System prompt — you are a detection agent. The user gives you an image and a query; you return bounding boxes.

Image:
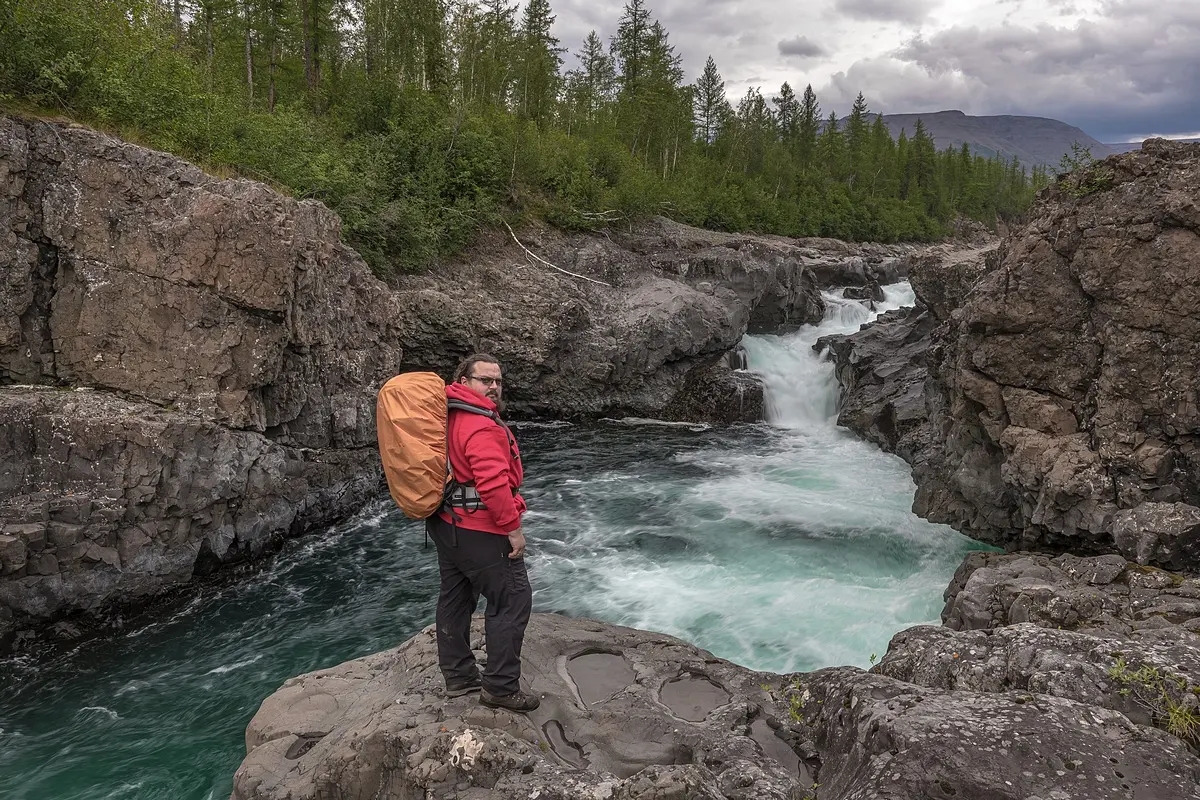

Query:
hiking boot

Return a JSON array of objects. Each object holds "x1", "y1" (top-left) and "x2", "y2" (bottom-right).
[
  {"x1": 479, "y1": 689, "x2": 541, "y2": 712},
  {"x1": 444, "y1": 678, "x2": 482, "y2": 698}
]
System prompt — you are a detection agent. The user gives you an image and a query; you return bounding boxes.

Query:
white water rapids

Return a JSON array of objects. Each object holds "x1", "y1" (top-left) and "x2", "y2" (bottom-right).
[{"x1": 526, "y1": 282, "x2": 984, "y2": 672}]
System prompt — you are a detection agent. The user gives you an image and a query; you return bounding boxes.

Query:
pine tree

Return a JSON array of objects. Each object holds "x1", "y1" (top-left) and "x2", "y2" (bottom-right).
[
  {"x1": 797, "y1": 83, "x2": 820, "y2": 174},
  {"x1": 612, "y1": 0, "x2": 651, "y2": 95},
  {"x1": 563, "y1": 30, "x2": 616, "y2": 131},
  {"x1": 845, "y1": 92, "x2": 869, "y2": 190},
  {"x1": 773, "y1": 82, "x2": 798, "y2": 149},
  {"x1": 693, "y1": 55, "x2": 725, "y2": 146},
  {"x1": 819, "y1": 110, "x2": 844, "y2": 182},
  {"x1": 640, "y1": 20, "x2": 686, "y2": 174},
  {"x1": 514, "y1": 0, "x2": 562, "y2": 122},
  {"x1": 478, "y1": 0, "x2": 518, "y2": 107}
]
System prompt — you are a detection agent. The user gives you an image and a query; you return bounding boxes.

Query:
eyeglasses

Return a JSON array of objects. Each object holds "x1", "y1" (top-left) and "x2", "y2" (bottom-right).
[{"x1": 468, "y1": 375, "x2": 503, "y2": 387}]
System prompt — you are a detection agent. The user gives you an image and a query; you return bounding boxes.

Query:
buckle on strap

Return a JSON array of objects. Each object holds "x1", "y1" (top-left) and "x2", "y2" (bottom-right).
[{"x1": 444, "y1": 483, "x2": 486, "y2": 511}]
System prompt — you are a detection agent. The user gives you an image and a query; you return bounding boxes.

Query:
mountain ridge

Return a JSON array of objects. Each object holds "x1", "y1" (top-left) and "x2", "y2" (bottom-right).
[{"x1": 848, "y1": 109, "x2": 1112, "y2": 169}]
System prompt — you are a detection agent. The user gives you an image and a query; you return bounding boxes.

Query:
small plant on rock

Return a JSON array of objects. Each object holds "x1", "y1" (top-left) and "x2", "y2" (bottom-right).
[{"x1": 1108, "y1": 657, "x2": 1200, "y2": 749}]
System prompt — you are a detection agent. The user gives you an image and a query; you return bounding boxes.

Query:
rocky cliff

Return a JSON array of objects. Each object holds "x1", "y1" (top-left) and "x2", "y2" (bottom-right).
[
  {"x1": 824, "y1": 140, "x2": 1200, "y2": 572},
  {"x1": 231, "y1": 559, "x2": 1200, "y2": 800},
  {"x1": 0, "y1": 116, "x2": 917, "y2": 646},
  {"x1": 0, "y1": 116, "x2": 404, "y2": 647}
]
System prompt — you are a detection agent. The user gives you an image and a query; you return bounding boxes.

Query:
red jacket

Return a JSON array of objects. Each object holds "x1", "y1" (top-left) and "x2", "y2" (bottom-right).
[{"x1": 437, "y1": 382, "x2": 526, "y2": 534}]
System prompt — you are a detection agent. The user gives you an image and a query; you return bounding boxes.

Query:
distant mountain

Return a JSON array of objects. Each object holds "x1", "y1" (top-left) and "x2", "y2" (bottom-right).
[
  {"x1": 1105, "y1": 137, "x2": 1200, "y2": 154},
  {"x1": 854, "y1": 110, "x2": 1113, "y2": 170}
]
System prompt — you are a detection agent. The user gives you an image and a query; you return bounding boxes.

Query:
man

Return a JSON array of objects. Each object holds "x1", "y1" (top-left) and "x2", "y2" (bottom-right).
[{"x1": 428, "y1": 353, "x2": 539, "y2": 712}]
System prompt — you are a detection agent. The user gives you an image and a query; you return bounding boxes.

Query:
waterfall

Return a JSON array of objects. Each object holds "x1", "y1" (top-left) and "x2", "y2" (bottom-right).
[{"x1": 741, "y1": 283, "x2": 916, "y2": 429}]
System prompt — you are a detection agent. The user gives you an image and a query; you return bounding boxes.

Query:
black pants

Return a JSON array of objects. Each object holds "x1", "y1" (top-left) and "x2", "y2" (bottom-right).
[{"x1": 427, "y1": 515, "x2": 532, "y2": 696}]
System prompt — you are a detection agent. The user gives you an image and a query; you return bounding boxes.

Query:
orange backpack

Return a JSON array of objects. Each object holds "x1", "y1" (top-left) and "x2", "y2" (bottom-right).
[{"x1": 375, "y1": 372, "x2": 496, "y2": 519}]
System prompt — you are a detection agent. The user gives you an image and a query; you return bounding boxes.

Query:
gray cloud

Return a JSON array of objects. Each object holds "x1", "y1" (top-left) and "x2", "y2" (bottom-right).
[
  {"x1": 778, "y1": 36, "x2": 827, "y2": 58},
  {"x1": 833, "y1": 0, "x2": 937, "y2": 24},
  {"x1": 820, "y1": 0, "x2": 1200, "y2": 140},
  {"x1": 551, "y1": 0, "x2": 1200, "y2": 141}
]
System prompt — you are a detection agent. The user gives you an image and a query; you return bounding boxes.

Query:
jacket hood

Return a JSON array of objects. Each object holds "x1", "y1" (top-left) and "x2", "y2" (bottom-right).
[{"x1": 445, "y1": 380, "x2": 499, "y2": 412}]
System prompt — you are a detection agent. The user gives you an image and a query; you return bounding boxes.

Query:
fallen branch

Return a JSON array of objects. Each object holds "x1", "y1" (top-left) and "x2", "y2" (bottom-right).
[
  {"x1": 575, "y1": 208, "x2": 626, "y2": 222},
  {"x1": 502, "y1": 220, "x2": 611, "y2": 287}
]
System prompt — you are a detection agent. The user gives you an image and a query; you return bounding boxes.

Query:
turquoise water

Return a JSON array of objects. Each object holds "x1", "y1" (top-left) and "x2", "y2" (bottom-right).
[{"x1": 0, "y1": 284, "x2": 987, "y2": 800}]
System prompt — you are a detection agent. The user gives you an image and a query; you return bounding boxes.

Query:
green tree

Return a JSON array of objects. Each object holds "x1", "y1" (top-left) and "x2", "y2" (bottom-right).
[
  {"x1": 797, "y1": 83, "x2": 820, "y2": 174},
  {"x1": 563, "y1": 30, "x2": 615, "y2": 133},
  {"x1": 513, "y1": 0, "x2": 561, "y2": 123},
  {"x1": 693, "y1": 55, "x2": 725, "y2": 146}
]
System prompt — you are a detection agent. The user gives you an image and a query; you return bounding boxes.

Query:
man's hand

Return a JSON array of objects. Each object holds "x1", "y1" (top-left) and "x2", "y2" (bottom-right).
[{"x1": 508, "y1": 527, "x2": 527, "y2": 559}]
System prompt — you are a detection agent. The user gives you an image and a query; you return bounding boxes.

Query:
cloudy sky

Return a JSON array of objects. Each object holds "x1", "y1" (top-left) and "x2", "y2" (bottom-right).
[{"x1": 550, "y1": 0, "x2": 1200, "y2": 142}]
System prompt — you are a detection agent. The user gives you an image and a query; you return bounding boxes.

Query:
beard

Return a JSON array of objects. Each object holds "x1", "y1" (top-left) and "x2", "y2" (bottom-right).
[{"x1": 489, "y1": 393, "x2": 505, "y2": 416}]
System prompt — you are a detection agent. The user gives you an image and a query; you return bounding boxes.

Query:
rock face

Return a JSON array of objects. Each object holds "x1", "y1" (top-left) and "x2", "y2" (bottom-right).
[
  {"x1": 0, "y1": 116, "x2": 403, "y2": 645},
  {"x1": 815, "y1": 307, "x2": 936, "y2": 464},
  {"x1": 389, "y1": 220, "x2": 917, "y2": 423},
  {"x1": 913, "y1": 140, "x2": 1200, "y2": 564},
  {"x1": 815, "y1": 243, "x2": 994, "y2": 466},
  {"x1": 233, "y1": 605, "x2": 1200, "y2": 800},
  {"x1": 826, "y1": 141, "x2": 1200, "y2": 570},
  {"x1": 0, "y1": 388, "x2": 380, "y2": 628}
]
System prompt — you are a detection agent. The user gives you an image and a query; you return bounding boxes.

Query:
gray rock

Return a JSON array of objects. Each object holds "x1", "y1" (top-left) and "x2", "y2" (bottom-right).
[
  {"x1": 880, "y1": 550, "x2": 1200, "y2": 756},
  {"x1": 841, "y1": 283, "x2": 885, "y2": 304},
  {"x1": 0, "y1": 115, "x2": 402, "y2": 646},
  {"x1": 794, "y1": 666, "x2": 1200, "y2": 800},
  {"x1": 815, "y1": 306, "x2": 936, "y2": 463},
  {"x1": 911, "y1": 141, "x2": 1200, "y2": 564},
  {"x1": 1112, "y1": 502, "x2": 1200, "y2": 570},
  {"x1": 0, "y1": 388, "x2": 380, "y2": 642},
  {"x1": 823, "y1": 142, "x2": 1200, "y2": 570},
  {"x1": 231, "y1": 613, "x2": 810, "y2": 800},
  {"x1": 232, "y1": 612, "x2": 1200, "y2": 800}
]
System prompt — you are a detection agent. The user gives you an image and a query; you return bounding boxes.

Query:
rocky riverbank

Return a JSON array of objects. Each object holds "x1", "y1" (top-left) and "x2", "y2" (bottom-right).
[
  {"x1": 821, "y1": 139, "x2": 1200, "y2": 573},
  {"x1": 0, "y1": 114, "x2": 920, "y2": 648},
  {"x1": 231, "y1": 551, "x2": 1200, "y2": 800}
]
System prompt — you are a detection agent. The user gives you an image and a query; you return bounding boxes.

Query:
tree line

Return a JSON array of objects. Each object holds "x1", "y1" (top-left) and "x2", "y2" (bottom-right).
[{"x1": 0, "y1": 0, "x2": 1049, "y2": 274}]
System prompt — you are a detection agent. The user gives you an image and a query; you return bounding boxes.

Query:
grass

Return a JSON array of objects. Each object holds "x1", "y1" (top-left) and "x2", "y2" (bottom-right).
[{"x1": 1108, "y1": 657, "x2": 1200, "y2": 748}]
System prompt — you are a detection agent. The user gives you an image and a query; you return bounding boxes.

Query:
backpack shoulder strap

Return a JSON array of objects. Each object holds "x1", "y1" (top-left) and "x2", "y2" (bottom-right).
[{"x1": 447, "y1": 399, "x2": 497, "y2": 420}]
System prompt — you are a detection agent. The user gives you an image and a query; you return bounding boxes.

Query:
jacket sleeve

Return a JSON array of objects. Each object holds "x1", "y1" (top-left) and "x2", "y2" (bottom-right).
[{"x1": 462, "y1": 425, "x2": 522, "y2": 533}]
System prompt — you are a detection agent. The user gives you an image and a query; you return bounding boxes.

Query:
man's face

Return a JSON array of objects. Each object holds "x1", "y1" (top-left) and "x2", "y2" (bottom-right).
[{"x1": 462, "y1": 362, "x2": 503, "y2": 407}]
